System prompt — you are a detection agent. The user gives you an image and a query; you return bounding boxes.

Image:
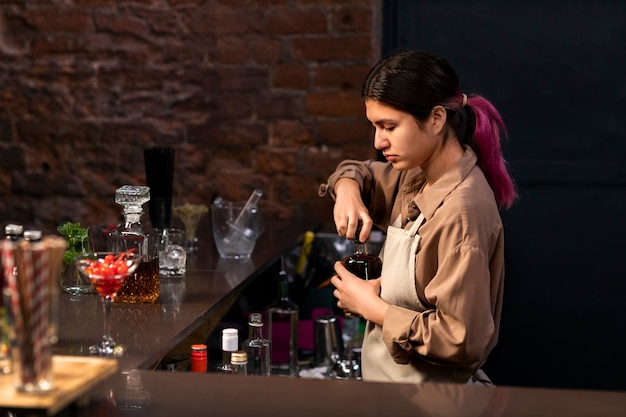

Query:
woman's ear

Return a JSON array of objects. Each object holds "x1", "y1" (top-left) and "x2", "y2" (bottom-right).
[{"x1": 430, "y1": 105, "x2": 448, "y2": 134}]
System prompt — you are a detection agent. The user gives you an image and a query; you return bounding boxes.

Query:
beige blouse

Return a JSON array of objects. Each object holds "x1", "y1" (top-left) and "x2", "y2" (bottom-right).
[{"x1": 319, "y1": 147, "x2": 505, "y2": 371}]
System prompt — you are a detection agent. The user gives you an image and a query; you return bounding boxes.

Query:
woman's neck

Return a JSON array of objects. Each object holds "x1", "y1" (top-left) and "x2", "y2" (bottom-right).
[{"x1": 421, "y1": 140, "x2": 464, "y2": 186}]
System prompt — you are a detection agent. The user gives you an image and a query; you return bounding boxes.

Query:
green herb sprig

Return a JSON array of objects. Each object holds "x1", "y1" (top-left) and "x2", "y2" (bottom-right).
[{"x1": 57, "y1": 222, "x2": 91, "y2": 265}]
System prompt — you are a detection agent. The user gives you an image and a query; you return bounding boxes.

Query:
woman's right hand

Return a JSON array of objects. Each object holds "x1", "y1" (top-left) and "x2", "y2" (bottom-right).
[{"x1": 333, "y1": 178, "x2": 373, "y2": 242}]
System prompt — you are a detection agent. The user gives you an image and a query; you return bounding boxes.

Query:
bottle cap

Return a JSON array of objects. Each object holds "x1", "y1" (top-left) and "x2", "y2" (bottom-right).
[
  {"x1": 5, "y1": 224, "x2": 24, "y2": 236},
  {"x1": 191, "y1": 344, "x2": 207, "y2": 352},
  {"x1": 231, "y1": 351, "x2": 247, "y2": 364},
  {"x1": 249, "y1": 313, "x2": 263, "y2": 326},
  {"x1": 222, "y1": 328, "x2": 238, "y2": 352},
  {"x1": 23, "y1": 230, "x2": 43, "y2": 241}
]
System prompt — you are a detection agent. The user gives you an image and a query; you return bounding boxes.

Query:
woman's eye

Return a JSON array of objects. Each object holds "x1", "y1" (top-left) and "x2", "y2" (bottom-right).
[{"x1": 384, "y1": 126, "x2": 396, "y2": 132}]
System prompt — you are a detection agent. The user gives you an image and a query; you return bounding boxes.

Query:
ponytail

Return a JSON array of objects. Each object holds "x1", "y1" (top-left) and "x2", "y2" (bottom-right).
[{"x1": 465, "y1": 96, "x2": 516, "y2": 209}]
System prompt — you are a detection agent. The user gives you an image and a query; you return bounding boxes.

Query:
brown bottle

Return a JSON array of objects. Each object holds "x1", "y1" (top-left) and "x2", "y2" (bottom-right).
[{"x1": 340, "y1": 240, "x2": 382, "y2": 318}]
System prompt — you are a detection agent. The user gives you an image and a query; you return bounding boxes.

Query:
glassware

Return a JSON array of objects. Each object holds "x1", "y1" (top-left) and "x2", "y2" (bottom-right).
[
  {"x1": 75, "y1": 251, "x2": 142, "y2": 356},
  {"x1": 267, "y1": 265, "x2": 299, "y2": 377},
  {"x1": 340, "y1": 239, "x2": 382, "y2": 318},
  {"x1": 157, "y1": 228, "x2": 187, "y2": 277},
  {"x1": 230, "y1": 351, "x2": 248, "y2": 375},
  {"x1": 107, "y1": 185, "x2": 160, "y2": 304},
  {"x1": 217, "y1": 328, "x2": 238, "y2": 374},
  {"x1": 173, "y1": 203, "x2": 208, "y2": 253},
  {"x1": 211, "y1": 193, "x2": 264, "y2": 260},
  {"x1": 242, "y1": 312, "x2": 271, "y2": 376},
  {"x1": 57, "y1": 222, "x2": 96, "y2": 295}
]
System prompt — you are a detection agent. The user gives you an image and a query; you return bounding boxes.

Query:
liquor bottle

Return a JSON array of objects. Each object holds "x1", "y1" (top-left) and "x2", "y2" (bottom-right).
[
  {"x1": 217, "y1": 328, "x2": 238, "y2": 374},
  {"x1": 107, "y1": 185, "x2": 160, "y2": 304},
  {"x1": 190, "y1": 344, "x2": 208, "y2": 373},
  {"x1": 241, "y1": 313, "x2": 271, "y2": 376},
  {"x1": 340, "y1": 239, "x2": 382, "y2": 318},
  {"x1": 230, "y1": 351, "x2": 248, "y2": 376},
  {"x1": 267, "y1": 263, "x2": 299, "y2": 377}
]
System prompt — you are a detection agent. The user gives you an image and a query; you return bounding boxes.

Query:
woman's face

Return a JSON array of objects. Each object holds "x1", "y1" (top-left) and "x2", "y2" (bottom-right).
[{"x1": 365, "y1": 99, "x2": 439, "y2": 171}]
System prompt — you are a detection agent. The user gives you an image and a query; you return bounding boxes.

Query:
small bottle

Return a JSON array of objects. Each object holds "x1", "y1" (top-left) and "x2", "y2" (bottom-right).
[
  {"x1": 340, "y1": 239, "x2": 382, "y2": 318},
  {"x1": 267, "y1": 262, "x2": 299, "y2": 377},
  {"x1": 242, "y1": 313, "x2": 271, "y2": 376},
  {"x1": 230, "y1": 351, "x2": 248, "y2": 376},
  {"x1": 190, "y1": 344, "x2": 208, "y2": 373},
  {"x1": 217, "y1": 328, "x2": 238, "y2": 374},
  {"x1": 108, "y1": 185, "x2": 160, "y2": 304}
]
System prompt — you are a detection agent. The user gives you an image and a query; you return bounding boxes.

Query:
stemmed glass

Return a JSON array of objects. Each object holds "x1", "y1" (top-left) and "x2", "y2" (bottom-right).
[{"x1": 75, "y1": 251, "x2": 142, "y2": 356}]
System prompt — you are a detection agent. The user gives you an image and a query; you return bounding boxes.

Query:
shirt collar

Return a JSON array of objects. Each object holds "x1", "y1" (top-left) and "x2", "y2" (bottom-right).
[{"x1": 413, "y1": 146, "x2": 478, "y2": 219}]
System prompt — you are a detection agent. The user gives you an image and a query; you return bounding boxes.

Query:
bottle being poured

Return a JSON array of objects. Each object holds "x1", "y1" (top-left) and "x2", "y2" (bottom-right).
[{"x1": 340, "y1": 231, "x2": 382, "y2": 318}]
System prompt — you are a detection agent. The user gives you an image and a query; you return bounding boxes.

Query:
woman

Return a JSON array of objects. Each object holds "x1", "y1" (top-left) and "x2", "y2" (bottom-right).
[{"x1": 319, "y1": 50, "x2": 516, "y2": 385}]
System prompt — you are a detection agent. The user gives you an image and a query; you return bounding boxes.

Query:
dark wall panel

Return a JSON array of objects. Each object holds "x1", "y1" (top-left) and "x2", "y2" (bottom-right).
[{"x1": 383, "y1": 0, "x2": 626, "y2": 391}]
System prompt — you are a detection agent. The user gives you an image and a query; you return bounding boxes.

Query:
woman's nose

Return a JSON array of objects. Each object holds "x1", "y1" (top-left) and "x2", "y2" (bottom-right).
[{"x1": 373, "y1": 129, "x2": 387, "y2": 150}]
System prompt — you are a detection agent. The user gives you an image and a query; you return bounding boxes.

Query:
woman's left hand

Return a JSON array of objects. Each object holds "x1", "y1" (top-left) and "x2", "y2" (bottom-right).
[{"x1": 330, "y1": 261, "x2": 388, "y2": 325}]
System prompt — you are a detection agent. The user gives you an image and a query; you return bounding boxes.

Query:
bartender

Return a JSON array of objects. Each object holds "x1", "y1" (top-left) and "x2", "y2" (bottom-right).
[{"x1": 319, "y1": 49, "x2": 516, "y2": 385}]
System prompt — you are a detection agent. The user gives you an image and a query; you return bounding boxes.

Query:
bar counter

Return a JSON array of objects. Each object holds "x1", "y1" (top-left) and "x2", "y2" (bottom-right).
[
  {"x1": 3, "y1": 217, "x2": 626, "y2": 416},
  {"x1": 55, "y1": 217, "x2": 315, "y2": 372}
]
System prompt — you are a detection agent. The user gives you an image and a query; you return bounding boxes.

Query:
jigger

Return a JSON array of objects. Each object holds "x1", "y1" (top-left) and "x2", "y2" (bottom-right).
[{"x1": 314, "y1": 315, "x2": 344, "y2": 368}]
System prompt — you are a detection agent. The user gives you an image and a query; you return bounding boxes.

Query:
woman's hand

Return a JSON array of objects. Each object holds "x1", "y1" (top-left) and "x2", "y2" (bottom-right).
[
  {"x1": 333, "y1": 178, "x2": 373, "y2": 242},
  {"x1": 330, "y1": 261, "x2": 388, "y2": 325}
]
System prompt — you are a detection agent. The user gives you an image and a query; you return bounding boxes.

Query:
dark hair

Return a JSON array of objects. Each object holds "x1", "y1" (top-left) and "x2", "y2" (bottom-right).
[{"x1": 362, "y1": 50, "x2": 516, "y2": 209}]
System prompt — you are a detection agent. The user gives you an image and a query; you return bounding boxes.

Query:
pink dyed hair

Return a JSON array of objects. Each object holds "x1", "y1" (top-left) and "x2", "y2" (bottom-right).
[{"x1": 467, "y1": 95, "x2": 516, "y2": 209}]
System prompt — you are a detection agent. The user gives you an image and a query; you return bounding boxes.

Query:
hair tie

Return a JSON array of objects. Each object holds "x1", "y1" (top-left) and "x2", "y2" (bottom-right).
[{"x1": 461, "y1": 93, "x2": 467, "y2": 108}]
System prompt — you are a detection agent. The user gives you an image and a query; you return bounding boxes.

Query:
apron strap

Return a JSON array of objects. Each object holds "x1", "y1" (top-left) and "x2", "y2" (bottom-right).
[{"x1": 408, "y1": 213, "x2": 426, "y2": 236}]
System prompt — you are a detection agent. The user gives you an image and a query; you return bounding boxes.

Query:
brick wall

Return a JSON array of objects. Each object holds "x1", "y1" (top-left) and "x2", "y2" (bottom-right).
[{"x1": 0, "y1": 0, "x2": 381, "y2": 234}]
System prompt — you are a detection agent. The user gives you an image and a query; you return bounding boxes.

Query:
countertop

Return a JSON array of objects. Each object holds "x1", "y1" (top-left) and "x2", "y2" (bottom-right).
[
  {"x1": 54, "y1": 217, "x2": 318, "y2": 372},
  {"x1": 4, "y1": 216, "x2": 626, "y2": 416}
]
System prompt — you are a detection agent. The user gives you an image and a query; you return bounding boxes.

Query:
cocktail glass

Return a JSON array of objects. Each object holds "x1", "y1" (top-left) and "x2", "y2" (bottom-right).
[
  {"x1": 75, "y1": 251, "x2": 142, "y2": 356},
  {"x1": 173, "y1": 203, "x2": 208, "y2": 252}
]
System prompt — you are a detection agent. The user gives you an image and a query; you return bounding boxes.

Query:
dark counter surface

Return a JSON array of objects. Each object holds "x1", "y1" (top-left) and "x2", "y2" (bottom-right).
[
  {"x1": 84, "y1": 370, "x2": 626, "y2": 417},
  {"x1": 4, "y1": 216, "x2": 626, "y2": 416},
  {"x1": 54, "y1": 217, "x2": 317, "y2": 371}
]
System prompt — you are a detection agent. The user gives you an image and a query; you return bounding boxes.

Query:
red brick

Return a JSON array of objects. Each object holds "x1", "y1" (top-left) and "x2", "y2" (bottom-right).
[
  {"x1": 251, "y1": 39, "x2": 283, "y2": 63},
  {"x1": 218, "y1": 67, "x2": 270, "y2": 91},
  {"x1": 267, "y1": 9, "x2": 327, "y2": 35},
  {"x1": 22, "y1": 9, "x2": 92, "y2": 33},
  {"x1": 255, "y1": 93, "x2": 304, "y2": 119},
  {"x1": 273, "y1": 63, "x2": 309, "y2": 89},
  {"x1": 314, "y1": 64, "x2": 371, "y2": 90},
  {"x1": 298, "y1": 0, "x2": 370, "y2": 3},
  {"x1": 292, "y1": 35, "x2": 373, "y2": 61},
  {"x1": 256, "y1": 147, "x2": 298, "y2": 175},
  {"x1": 269, "y1": 120, "x2": 315, "y2": 147},
  {"x1": 306, "y1": 91, "x2": 363, "y2": 117},
  {"x1": 215, "y1": 6, "x2": 264, "y2": 36},
  {"x1": 31, "y1": 35, "x2": 77, "y2": 56},
  {"x1": 318, "y1": 119, "x2": 372, "y2": 146},
  {"x1": 217, "y1": 37, "x2": 251, "y2": 63},
  {"x1": 94, "y1": 13, "x2": 148, "y2": 36},
  {"x1": 332, "y1": 7, "x2": 373, "y2": 33}
]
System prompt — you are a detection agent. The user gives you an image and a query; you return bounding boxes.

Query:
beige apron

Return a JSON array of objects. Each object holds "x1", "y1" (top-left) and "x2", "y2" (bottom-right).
[{"x1": 361, "y1": 214, "x2": 492, "y2": 385}]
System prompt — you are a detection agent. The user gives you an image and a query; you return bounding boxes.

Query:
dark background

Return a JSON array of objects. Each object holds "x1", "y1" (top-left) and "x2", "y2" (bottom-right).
[{"x1": 382, "y1": 0, "x2": 626, "y2": 391}]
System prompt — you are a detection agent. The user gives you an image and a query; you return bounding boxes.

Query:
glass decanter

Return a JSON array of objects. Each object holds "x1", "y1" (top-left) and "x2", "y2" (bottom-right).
[{"x1": 107, "y1": 185, "x2": 160, "y2": 304}]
